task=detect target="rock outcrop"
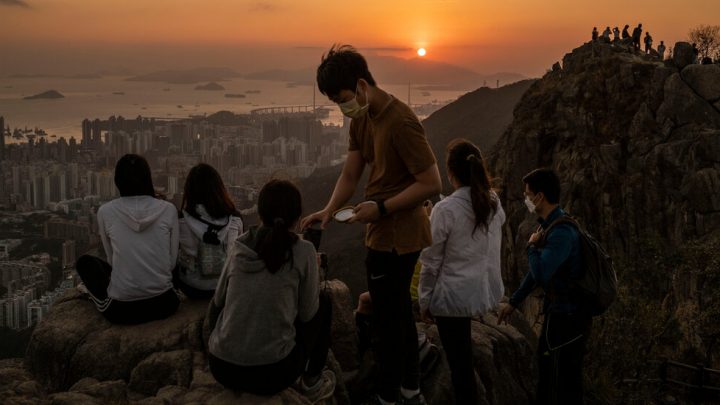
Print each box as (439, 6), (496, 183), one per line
(488, 39), (720, 401)
(5, 279), (535, 404)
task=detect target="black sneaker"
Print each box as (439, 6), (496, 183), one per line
(297, 368), (336, 404)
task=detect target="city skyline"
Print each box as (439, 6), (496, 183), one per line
(1, 0), (718, 76)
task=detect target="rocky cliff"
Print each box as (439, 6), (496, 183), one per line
(488, 40), (720, 401)
(2, 280), (536, 404)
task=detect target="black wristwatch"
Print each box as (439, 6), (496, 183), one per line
(374, 199), (387, 217)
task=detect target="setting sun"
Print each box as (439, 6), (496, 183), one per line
(417, 48), (427, 57)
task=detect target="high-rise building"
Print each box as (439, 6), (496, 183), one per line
(81, 119), (92, 147)
(0, 116), (5, 161)
(61, 240), (76, 269)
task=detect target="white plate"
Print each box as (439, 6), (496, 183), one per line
(333, 207), (355, 223)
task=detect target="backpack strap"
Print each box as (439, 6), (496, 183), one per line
(187, 212), (231, 246)
(537, 214), (579, 247)
(187, 212), (231, 231)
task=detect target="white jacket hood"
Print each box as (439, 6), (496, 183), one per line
(182, 205), (233, 241)
(110, 196), (171, 233)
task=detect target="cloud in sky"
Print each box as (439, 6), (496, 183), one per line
(0, 0), (30, 8)
(249, 1), (277, 12)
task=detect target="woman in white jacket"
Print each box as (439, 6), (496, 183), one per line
(419, 139), (505, 404)
(176, 163), (243, 299)
(76, 154), (180, 324)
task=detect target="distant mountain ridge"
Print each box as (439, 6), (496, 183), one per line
(245, 55), (525, 90)
(126, 67), (242, 84)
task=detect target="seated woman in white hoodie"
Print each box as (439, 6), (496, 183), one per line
(76, 154), (180, 324)
(419, 139), (505, 405)
(175, 163), (243, 299)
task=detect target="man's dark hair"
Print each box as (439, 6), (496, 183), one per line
(522, 168), (561, 204)
(317, 44), (377, 98)
(114, 154), (155, 197)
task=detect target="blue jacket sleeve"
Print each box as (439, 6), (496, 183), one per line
(526, 225), (574, 288)
(509, 271), (537, 307)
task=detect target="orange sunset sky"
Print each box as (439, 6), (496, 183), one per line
(1, 0), (718, 76)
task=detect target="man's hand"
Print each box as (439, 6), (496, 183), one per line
(528, 231), (542, 246)
(300, 209), (331, 231)
(421, 308), (435, 324)
(497, 303), (516, 325)
(348, 201), (380, 224)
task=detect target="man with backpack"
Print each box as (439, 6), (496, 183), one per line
(498, 168), (594, 404)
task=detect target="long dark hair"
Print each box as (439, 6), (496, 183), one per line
(446, 139), (497, 235)
(256, 180), (302, 274)
(181, 163), (240, 219)
(114, 154), (155, 197)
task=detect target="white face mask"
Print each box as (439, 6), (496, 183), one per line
(338, 83), (369, 119)
(524, 195), (537, 213)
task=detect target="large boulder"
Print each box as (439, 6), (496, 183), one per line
(680, 64), (720, 103)
(20, 282), (356, 404)
(656, 73), (720, 128)
(673, 41), (696, 70)
(25, 289), (207, 391)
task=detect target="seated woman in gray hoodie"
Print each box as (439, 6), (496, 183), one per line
(207, 180), (335, 402)
(75, 154), (180, 324)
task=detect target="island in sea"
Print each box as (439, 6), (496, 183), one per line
(195, 82), (225, 91)
(23, 90), (65, 100)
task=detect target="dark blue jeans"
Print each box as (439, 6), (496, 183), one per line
(536, 312), (592, 404)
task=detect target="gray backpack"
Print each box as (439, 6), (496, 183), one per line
(190, 215), (229, 279)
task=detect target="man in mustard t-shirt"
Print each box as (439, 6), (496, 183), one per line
(301, 45), (442, 405)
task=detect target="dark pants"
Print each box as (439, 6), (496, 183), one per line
(209, 292), (332, 396)
(172, 266), (215, 300)
(75, 255), (179, 324)
(366, 248), (420, 402)
(536, 312), (592, 405)
(435, 317), (478, 405)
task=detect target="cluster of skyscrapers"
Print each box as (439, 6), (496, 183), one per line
(0, 109), (348, 331)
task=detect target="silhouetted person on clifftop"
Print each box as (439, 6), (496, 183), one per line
(658, 41), (666, 60)
(622, 24), (630, 39)
(632, 24), (643, 51)
(592, 27), (598, 41)
(613, 26), (620, 42)
(644, 32), (653, 54)
(602, 27), (611, 41)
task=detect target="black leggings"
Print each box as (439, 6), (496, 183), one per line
(435, 316), (478, 405)
(209, 292), (332, 396)
(366, 248), (420, 402)
(172, 266), (215, 300)
(75, 255), (179, 324)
